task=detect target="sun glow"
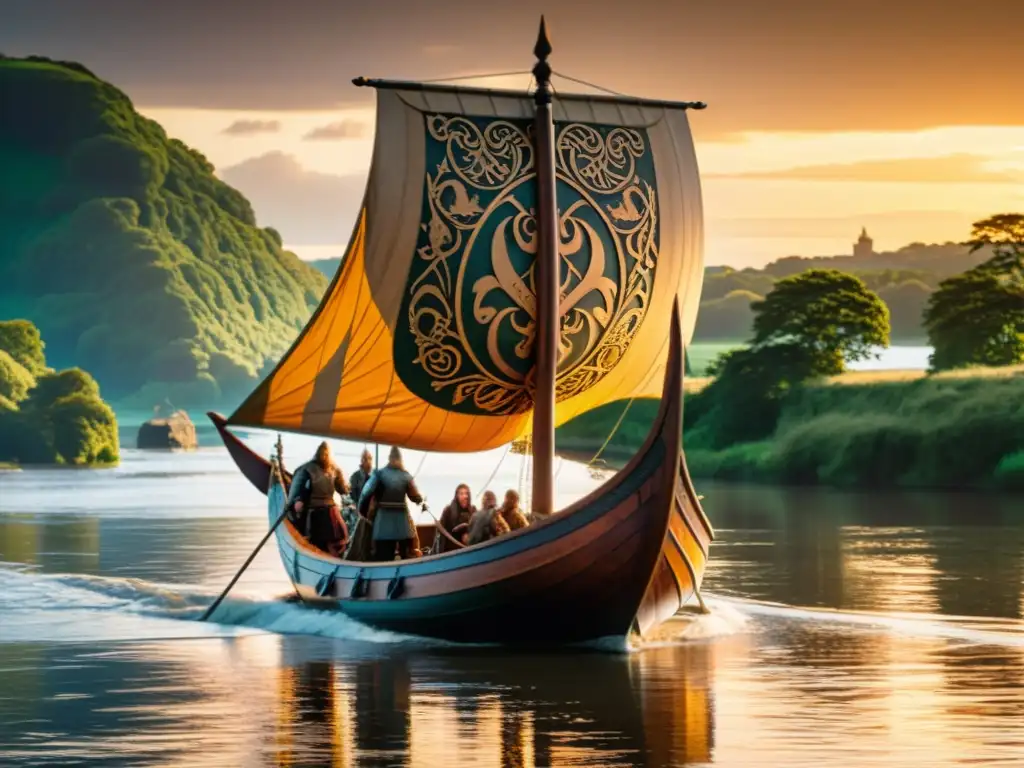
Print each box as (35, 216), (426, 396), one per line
(140, 104), (1024, 268)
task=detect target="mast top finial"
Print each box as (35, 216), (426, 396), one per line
(532, 15), (553, 105)
(534, 16), (552, 61)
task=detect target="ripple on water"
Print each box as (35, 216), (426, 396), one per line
(5, 445), (1024, 766)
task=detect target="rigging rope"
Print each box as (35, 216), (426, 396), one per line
(417, 69), (620, 99)
(478, 443), (512, 495)
(581, 360), (667, 471)
(421, 69), (531, 84)
(550, 70), (623, 96)
(553, 456), (566, 479)
(411, 450), (428, 479)
(586, 397), (637, 467)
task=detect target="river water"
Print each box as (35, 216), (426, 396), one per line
(2, 433), (1023, 767)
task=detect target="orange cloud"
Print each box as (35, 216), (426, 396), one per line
(221, 119), (281, 136)
(706, 154), (1022, 184)
(303, 119), (368, 141)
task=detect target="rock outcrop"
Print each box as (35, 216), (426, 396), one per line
(137, 410), (197, 450)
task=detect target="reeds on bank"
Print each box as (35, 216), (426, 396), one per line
(556, 366), (1024, 492)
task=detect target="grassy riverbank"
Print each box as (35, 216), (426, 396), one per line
(557, 365), (1024, 492)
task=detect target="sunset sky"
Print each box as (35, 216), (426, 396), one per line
(4, 0), (1023, 266)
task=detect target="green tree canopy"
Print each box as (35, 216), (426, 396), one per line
(966, 213), (1024, 294)
(48, 393), (119, 465)
(0, 57), (327, 407)
(924, 213), (1024, 371)
(687, 270), (889, 449)
(750, 269), (891, 376)
(0, 349), (35, 406)
(0, 319), (47, 375)
(690, 342), (819, 447)
(0, 324), (119, 466)
(23, 368), (100, 411)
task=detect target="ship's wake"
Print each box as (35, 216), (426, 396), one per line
(0, 563), (419, 646)
(4, 563), (1021, 651)
(706, 593), (1024, 648)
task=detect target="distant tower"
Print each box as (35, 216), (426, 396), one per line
(853, 227), (874, 259)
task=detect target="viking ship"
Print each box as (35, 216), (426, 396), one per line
(210, 18), (714, 645)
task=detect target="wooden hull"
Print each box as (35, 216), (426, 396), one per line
(210, 306), (714, 646)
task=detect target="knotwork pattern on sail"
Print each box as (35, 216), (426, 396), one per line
(397, 114), (660, 416)
(230, 87), (704, 452)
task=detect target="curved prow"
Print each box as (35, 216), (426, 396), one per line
(632, 300), (714, 635)
(208, 411), (281, 494)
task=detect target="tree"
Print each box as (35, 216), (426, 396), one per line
(686, 270), (890, 449)
(0, 350), (36, 405)
(924, 213), (1024, 370)
(0, 57), (324, 407)
(48, 393), (119, 464)
(969, 213), (1024, 259)
(0, 319), (47, 375)
(23, 368), (100, 411)
(147, 339), (202, 382)
(692, 342), (819, 447)
(750, 269), (890, 376)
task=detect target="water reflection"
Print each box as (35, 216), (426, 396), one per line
(274, 660), (350, 768)
(0, 636), (717, 767)
(268, 645), (717, 768)
(3, 623), (1024, 766)
(0, 515), (100, 574)
(355, 660), (412, 767)
(636, 643), (715, 766)
(702, 482), (1024, 620)
(6, 452), (1024, 766)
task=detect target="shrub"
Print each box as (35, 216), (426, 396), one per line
(0, 350), (36, 404)
(48, 392), (119, 464)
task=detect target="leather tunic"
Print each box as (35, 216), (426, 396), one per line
(361, 465), (422, 541)
(306, 463), (345, 507)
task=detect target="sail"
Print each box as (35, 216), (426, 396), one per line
(229, 85), (704, 452)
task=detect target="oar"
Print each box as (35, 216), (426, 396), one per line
(201, 451), (290, 622)
(419, 503), (467, 551)
(199, 505), (291, 622)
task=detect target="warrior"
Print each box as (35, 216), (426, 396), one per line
(439, 483), (475, 552)
(466, 490), (511, 545)
(344, 448), (374, 539)
(349, 448), (374, 508)
(287, 441), (350, 557)
(498, 489), (530, 531)
(358, 445), (423, 561)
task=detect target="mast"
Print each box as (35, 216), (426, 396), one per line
(530, 16), (558, 518)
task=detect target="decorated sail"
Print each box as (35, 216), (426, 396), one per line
(229, 85), (705, 451)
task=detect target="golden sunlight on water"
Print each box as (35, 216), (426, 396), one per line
(3, 449), (1024, 766)
(842, 528), (941, 615)
(0, 636), (722, 767)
